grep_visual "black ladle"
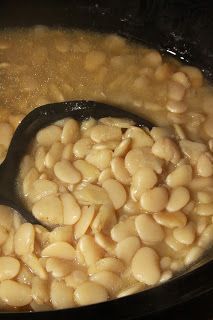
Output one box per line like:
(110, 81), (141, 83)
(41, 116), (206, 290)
(0, 100), (153, 226)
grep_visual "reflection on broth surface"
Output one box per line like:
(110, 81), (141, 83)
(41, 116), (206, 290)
(0, 26), (213, 311)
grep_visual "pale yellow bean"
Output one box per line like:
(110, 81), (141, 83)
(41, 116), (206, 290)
(197, 191), (212, 204)
(154, 63), (173, 81)
(170, 260), (184, 272)
(102, 178), (126, 209)
(124, 127), (153, 148)
(2, 229), (14, 256)
(88, 257), (124, 275)
(0, 206), (13, 231)
(198, 224), (213, 248)
(111, 219), (137, 242)
(135, 214), (164, 243)
(86, 149), (112, 170)
(61, 119), (80, 144)
(95, 232), (116, 255)
(173, 222), (196, 245)
(160, 270), (173, 283)
(99, 117), (134, 128)
(115, 236), (141, 264)
(48, 225), (73, 244)
(131, 167), (157, 201)
(0, 280), (32, 307)
(16, 264), (33, 286)
(111, 157), (131, 185)
(125, 148), (163, 175)
(90, 124), (122, 143)
(79, 235), (104, 266)
(0, 226), (8, 246)
(166, 187), (190, 212)
(29, 179), (58, 203)
(153, 211), (187, 229)
(180, 66), (203, 88)
(51, 280), (75, 309)
(46, 258), (73, 278)
(14, 223), (35, 256)
(35, 225), (49, 245)
(150, 127), (172, 141)
(19, 155), (34, 179)
(23, 168), (39, 196)
(35, 146), (46, 172)
(172, 71), (191, 88)
(197, 153), (213, 177)
(73, 159), (100, 183)
(104, 34), (126, 52)
(30, 301), (52, 312)
(184, 246), (203, 266)
(91, 204), (117, 234)
(113, 138), (131, 157)
(142, 50), (162, 67)
(165, 234), (185, 251)
(131, 247), (160, 285)
(32, 195), (63, 225)
(90, 271), (122, 295)
(74, 205), (95, 239)
(120, 199), (141, 216)
(160, 256), (172, 270)
(168, 81), (185, 101)
(140, 187), (168, 212)
(173, 123), (186, 139)
(196, 216), (208, 235)
(41, 242), (75, 260)
(13, 213), (24, 230)
(74, 184), (110, 206)
(65, 270), (88, 289)
(203, 95), (213, 114)
(21, 254), (48, 280)
(196, 203), (213, 216)
(54, 160), (81, 184)
(116, 283), (145, 298)
(152, 137), (181, 164)
(36, 125), (62, 146)
(74, 281), (108, 306)
(179, 139), (207, 165)
(98, 168), (113, 184)
(45, 142), (64, 168)
(0, 257), (20, 281)
(81, 118), (97, 131)
(32, 277), (49, 305)
(73, 138), (93, 158)
(62, 143), (73, 160)
(190, 177), (213, 191)
(0, 144), (6, 164)
(60, 192), (81, 225)
(166, 164), (192, 187)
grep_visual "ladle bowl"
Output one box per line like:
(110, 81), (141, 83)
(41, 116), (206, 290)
(0, 100), (153, 226)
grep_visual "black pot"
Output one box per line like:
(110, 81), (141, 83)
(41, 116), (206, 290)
(0, 1), (213, 319)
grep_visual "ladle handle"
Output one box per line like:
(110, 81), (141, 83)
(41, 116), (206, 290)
(0, 161), (16, 205)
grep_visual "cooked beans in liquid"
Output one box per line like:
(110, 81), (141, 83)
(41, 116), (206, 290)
(0, 26), (212, 311)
